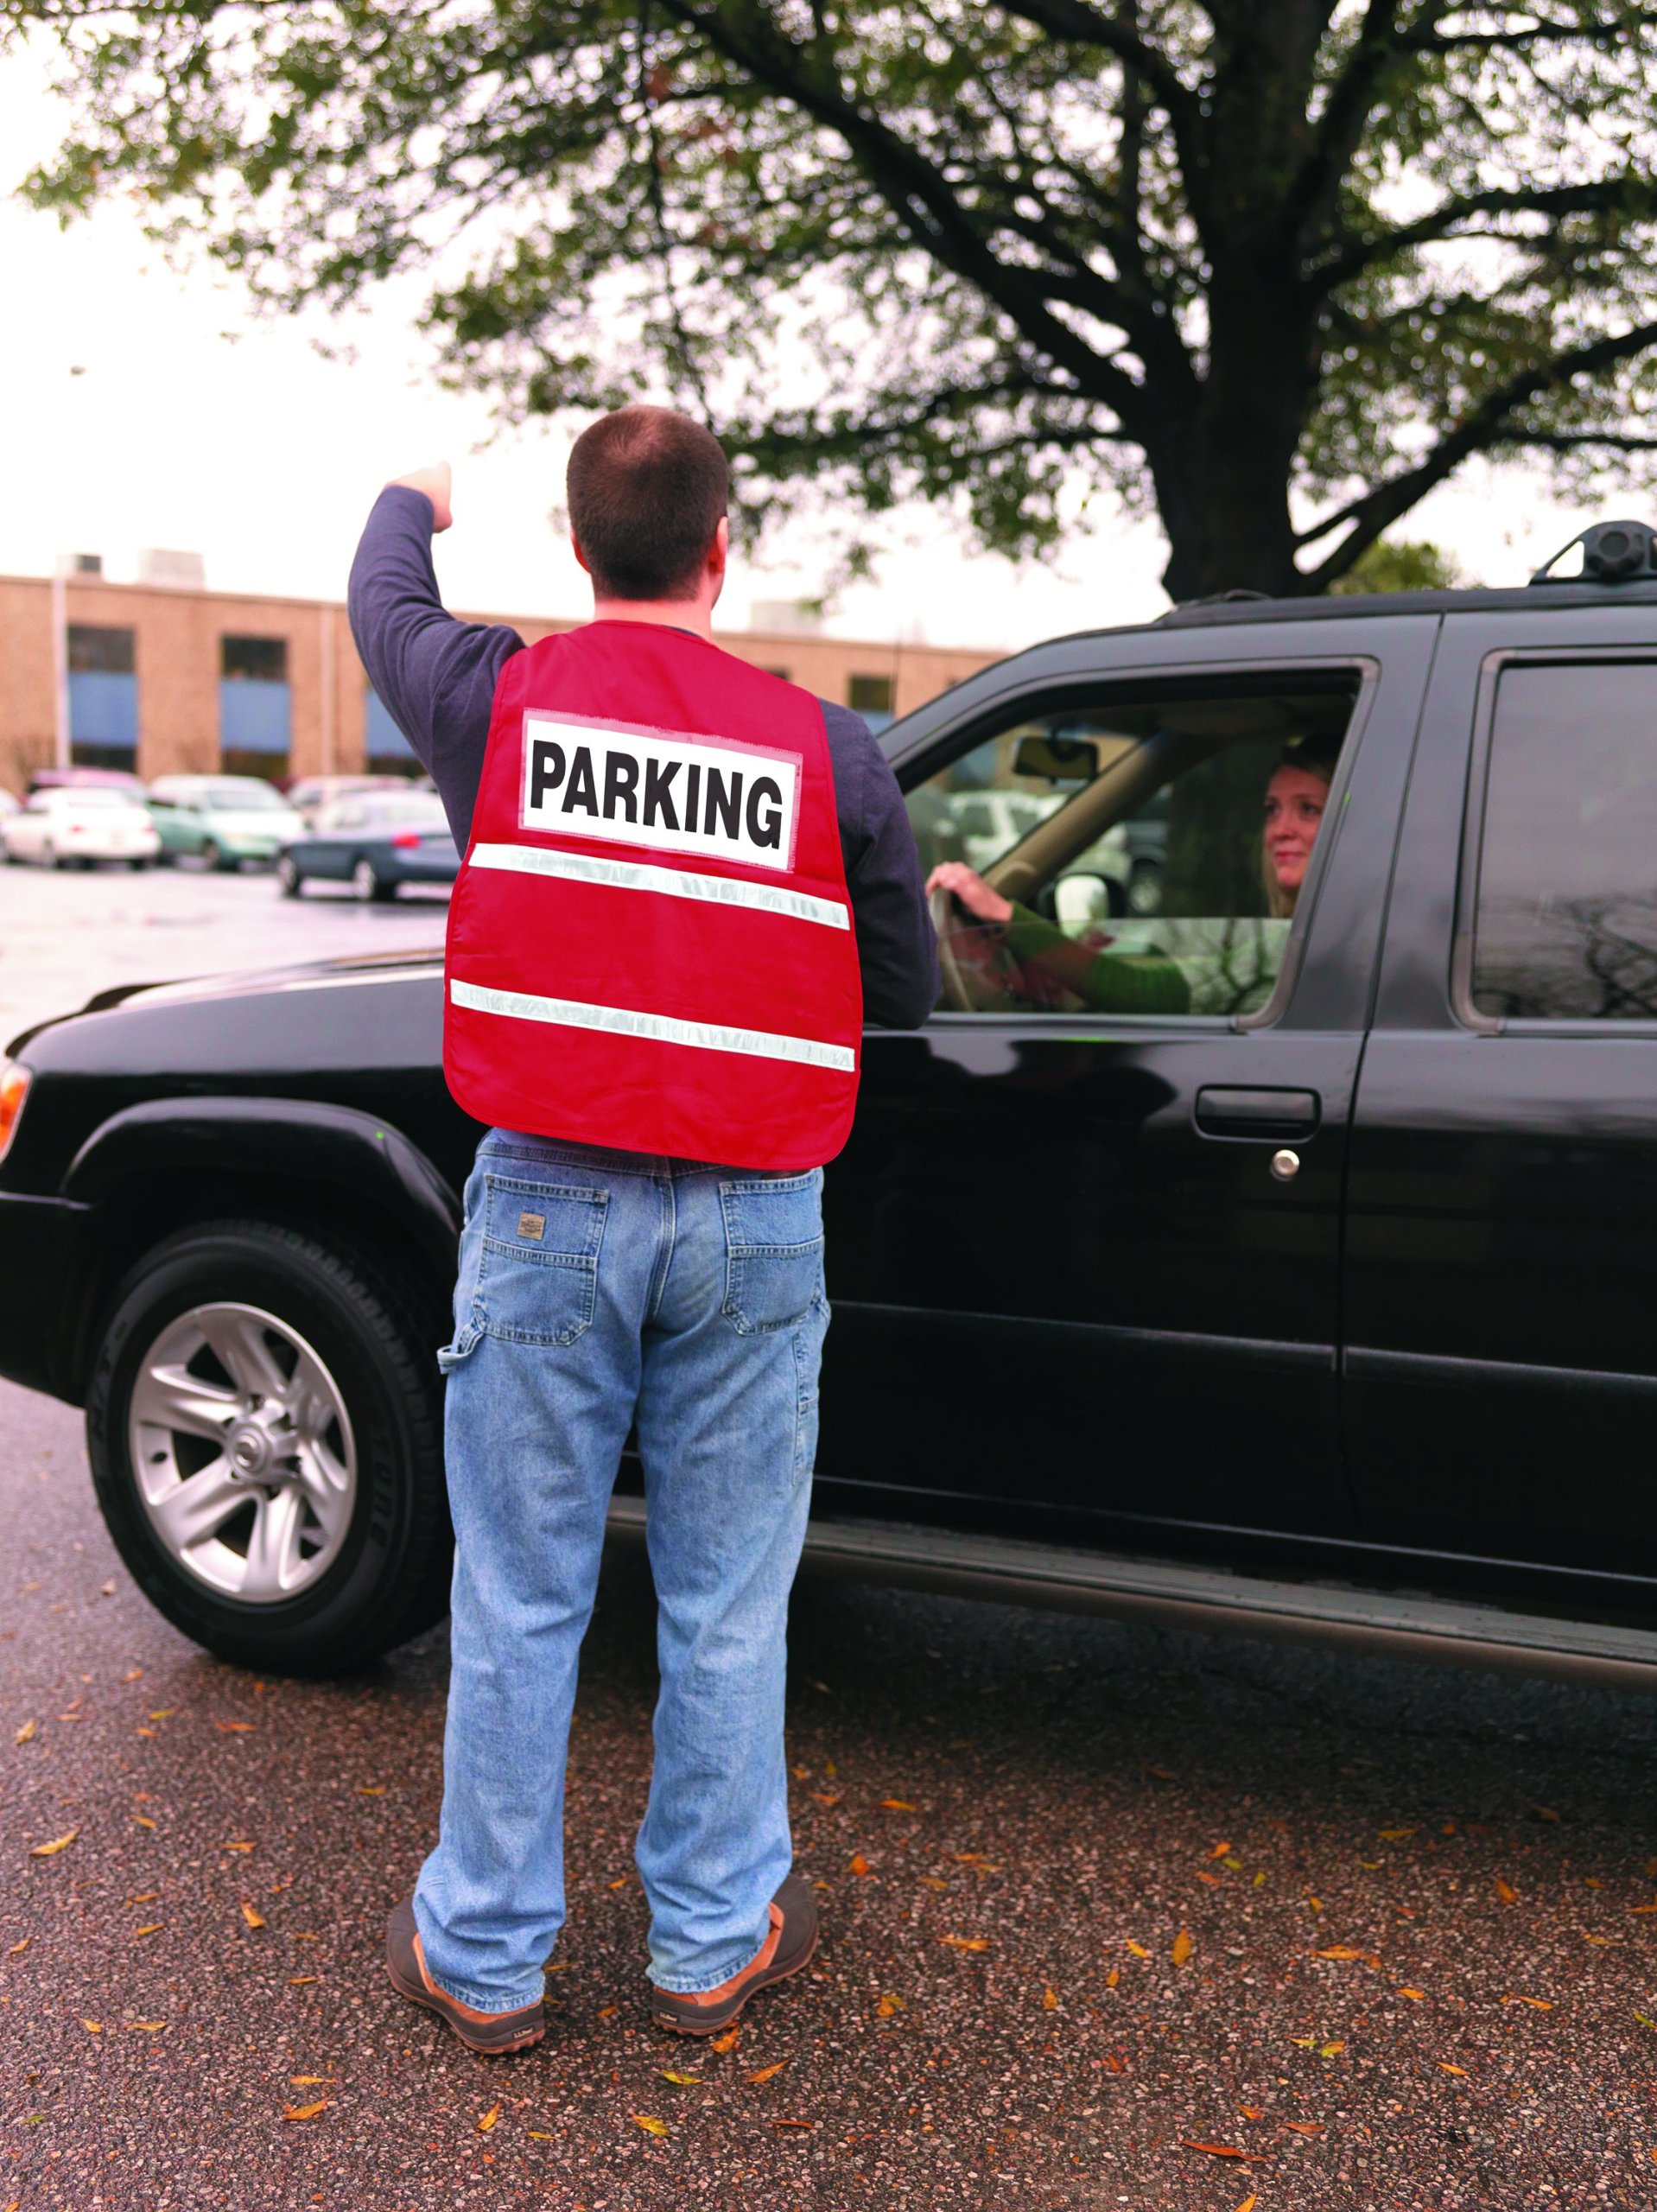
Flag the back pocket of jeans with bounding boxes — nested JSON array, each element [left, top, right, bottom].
[[720, 1171, 824, 1335], [474, 1173, 608, 1346]]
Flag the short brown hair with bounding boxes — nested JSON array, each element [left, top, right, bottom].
[[566, 406, 729, 601]]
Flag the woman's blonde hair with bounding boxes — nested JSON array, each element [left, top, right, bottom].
[[1261, 737, 1340, 918]]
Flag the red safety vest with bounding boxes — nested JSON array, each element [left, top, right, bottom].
[[443, 621, 863, 1170]]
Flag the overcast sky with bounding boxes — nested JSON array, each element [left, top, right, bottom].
[[0, 40, 1617, 650]]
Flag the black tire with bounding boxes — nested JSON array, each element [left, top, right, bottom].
[[352, 855, 393, 903], [276, 853, 303, 898], [203, 839, 231, 873], [86, 1219, 451, 1675]]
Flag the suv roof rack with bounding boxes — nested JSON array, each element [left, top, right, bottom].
[[1530, 518, 1657, 587]]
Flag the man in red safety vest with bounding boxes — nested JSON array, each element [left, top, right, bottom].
[[349, 407, 937, 2053]]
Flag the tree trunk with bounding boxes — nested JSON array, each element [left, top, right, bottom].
[[1147, 282, 1316, 602]]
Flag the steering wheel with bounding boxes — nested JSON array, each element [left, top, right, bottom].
[[930, 885, 1013, 1013]]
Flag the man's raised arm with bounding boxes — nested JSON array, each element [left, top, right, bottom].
[[346, 464, 520, 848]]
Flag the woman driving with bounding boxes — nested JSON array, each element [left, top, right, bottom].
[[925, 738, 1337, 1015]]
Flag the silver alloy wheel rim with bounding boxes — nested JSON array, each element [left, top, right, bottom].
[[128, 1301, 358, 1604]]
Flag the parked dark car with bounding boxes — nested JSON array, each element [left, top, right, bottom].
[[8, 533, 1657, 1682], [276, 789, 459, 902]]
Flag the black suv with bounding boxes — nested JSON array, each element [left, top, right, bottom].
[[7, 537, 1657, 1683]]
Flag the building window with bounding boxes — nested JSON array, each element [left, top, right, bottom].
[[365, 686, 422, 775], [67, 625, 137, 772], [219, 635, 291, 780], [848, 672, 896, 733]]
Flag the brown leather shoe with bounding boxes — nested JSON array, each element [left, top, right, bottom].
[[385, 1897, 546, 2055], [651, 1873, 819, 2037]]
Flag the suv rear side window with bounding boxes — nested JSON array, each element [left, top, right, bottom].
[[1472, 662, 1657, 1020]]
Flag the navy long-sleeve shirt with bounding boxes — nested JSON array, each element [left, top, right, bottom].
[[347, 487, 939, 1030]]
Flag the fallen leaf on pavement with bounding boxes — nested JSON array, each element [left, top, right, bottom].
[[660, 2070, 701, 2085], [940, 1936, 989, 1951], [283, 2100, 329, 2121], [1438, 2062, 1469, 2076], [1495, 1878, 1518, 1904], [1530, 1804, 1561, 1821], [632, 2114, 669, 2138], [1377, 1828, 1416, 1841], [773, 2117, 816, 2129], [1042, 1986, 1058, 2010], [8, 1938, 29, 1955], [477, 2106, 499, 2134], [1319, 2041, 1344, 2057], [1317, 1946, 1374, 1961], [747, 2062, 788, 2084], [880, 1799, 917, 1812], [132, 1816, 156, 1830], [359, 1785, 385, 1796], [1105, 1967, 1120, 1987], [222, 1841, 255, 1853], [919, 1877, 949, 1891], [79, 2019, 103, 2033], [1209, 1840, 1232, 1859], [875, 1994, 906, 2018], [1235, 2197, 1258, 2212], [849, 1853, 871, 1877], [125, 2022, 165, 2032], [1583, 1931, 1622, 1947], [290, 2076, 333, 2086], [1238, 2105, 1263, 2120], [288, 1977, 318, 1986], [710, 2027, 740, 2053], [807, 1792, 841, 1807], [133, 1924, 162, 1939], [29, 1830, 77, 1858], [1172, 1929, 1194, 1966], [1125, 1942, 1149, 1959], [240, 1904, 265, 1929], [14, 1720, 35, 1745], [1179, 2140, 1248, 2158], [528, 2130, 552, 2139], [216, 1721, 255, 1733], [1633, 2011, 1657, 2031], [1502, 1994, 1552, 2010], [1400, 1987, 1425, 1999], [1281, 2120, 1324, 2135]]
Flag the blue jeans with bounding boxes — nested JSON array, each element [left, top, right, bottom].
[[413, 1129, 828, 2012]]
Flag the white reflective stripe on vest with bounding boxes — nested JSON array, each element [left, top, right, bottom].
[[468, 841, 849, 930], [449, 977, 858, 1072]]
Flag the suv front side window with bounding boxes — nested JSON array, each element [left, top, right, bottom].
[[907, 683, 1357, 1019]]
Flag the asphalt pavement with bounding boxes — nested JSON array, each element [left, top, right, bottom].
[[0, 860, 448, 1047], [4, 1377, 1657, 2211]]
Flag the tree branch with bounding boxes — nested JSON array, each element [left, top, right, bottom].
[[659, 0, 1159, 425], [1313, 174, 1657, 292], [1296, 316, 1657, 582]]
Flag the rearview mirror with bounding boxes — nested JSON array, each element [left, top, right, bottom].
[[1013, 734, 1101, 784]]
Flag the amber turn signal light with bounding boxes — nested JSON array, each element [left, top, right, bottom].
[[0, 1060, 32, 1165]]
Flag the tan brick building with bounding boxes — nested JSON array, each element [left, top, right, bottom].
[[0, 571, 1003, 796]]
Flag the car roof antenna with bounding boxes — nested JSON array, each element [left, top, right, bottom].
[[1530, 518, 1657, 586]]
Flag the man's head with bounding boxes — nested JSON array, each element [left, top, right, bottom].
[[567, 406, 729, 605]]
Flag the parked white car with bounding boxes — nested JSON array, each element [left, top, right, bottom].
[[3, 786, 161, 869]]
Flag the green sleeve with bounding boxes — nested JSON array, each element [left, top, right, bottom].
[[1002, 906, 1191, 1015]]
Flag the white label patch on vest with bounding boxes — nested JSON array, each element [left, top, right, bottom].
[[519, 715, 799, 872]]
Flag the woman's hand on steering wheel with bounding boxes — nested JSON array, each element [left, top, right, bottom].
[[925, 861, 1013, 925]]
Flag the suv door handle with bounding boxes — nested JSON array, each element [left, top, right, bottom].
[[1194, 1086, 1321, 1140]]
